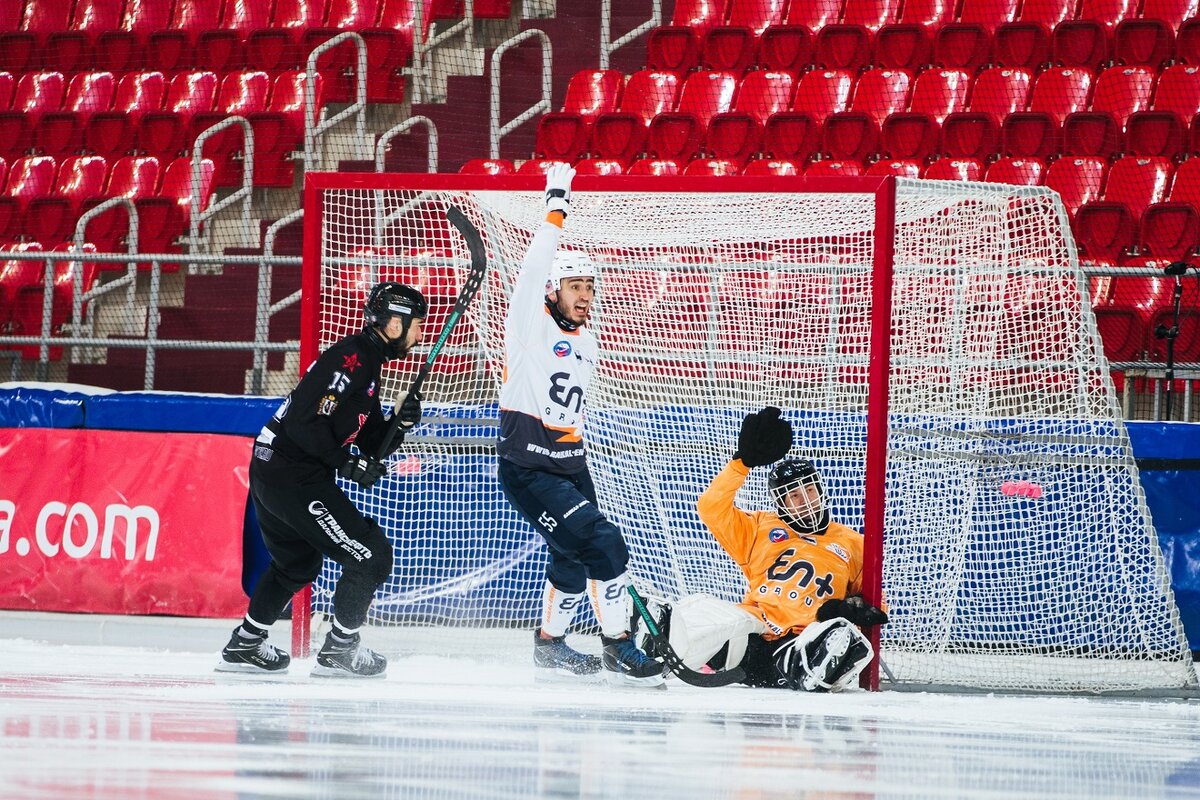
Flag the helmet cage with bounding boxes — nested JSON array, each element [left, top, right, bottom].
[[768, 459, 830, 535]]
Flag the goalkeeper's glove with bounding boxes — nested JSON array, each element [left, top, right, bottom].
[[338, 453, 389, 488], [817, 595, 888, 627], [733, 406, 794, 468], [544, 163, 574, 217]]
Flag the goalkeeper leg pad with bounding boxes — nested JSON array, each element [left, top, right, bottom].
[[669, 594, 767, 672], [773, 618, 873, 692]]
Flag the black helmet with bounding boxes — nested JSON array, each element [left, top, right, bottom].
[[364, 282, 427, 358], [767, 458, 830, 535]]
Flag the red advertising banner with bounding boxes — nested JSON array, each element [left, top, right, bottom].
[[0, 428, 251, 616]]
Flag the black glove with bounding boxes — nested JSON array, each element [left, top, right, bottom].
[[395, 390, 422, 432], [338, 453, 388, 488], [817, 595, 888, 627], [734, 406, 794, 468]]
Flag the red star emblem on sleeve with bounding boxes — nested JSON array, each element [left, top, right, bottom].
[[342, 353, 361, 372]]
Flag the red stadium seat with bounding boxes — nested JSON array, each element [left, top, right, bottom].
[[27, 156, 109, 245], [646, 0, 730, 75], [1112, 0, 1193, 68], [248, 71, 322, 187], [78, 155, 161, 252], [37, 72, 115, 161], [940, 67, 1032, 159], [880, 68, 969, 161], [701, 0, 787, 72], [822, 68, 912, 162], [1001, 67, 1093, 158], [0, 0, 73, 73], [147, 0, 238, 72], [342, 0, 418, 103], [741, 158, 800, 175], [683, 158, 740, 175], [0, 72, 65, 162], [991, 0, 1075, 71], [1061, 66, 1154, 159], [83, 72, 166, 164], [647, 70, 738, 161], [866, 159, 921, 176], [985, 156, 1045, 185], [627, 158, 681, 175], [706, 70, 794, 164], [1092, 277, 1147, 362], [134, 157, 215, 258], [535, 69, 624, 161], [95, 0, 176, 73], [0, 156, 56, 240], [191, 72, 273, 187], [196, 0, 275, 72], [922, 157, 985, 180], [935, 0, 1021, 71], [45, 0, 125, 74], [249, 0, 330, 71], [592, 70, 681, 163], [138, 71, 219, 164], [3, 241, 100, 360], [1074, 156, 1173, 263], [516, 158, 569, 175], [874, 0, 957, 71], [815, 0, 902, 71], [805, 159, 864, 176], [458, 158, 514, 174], [574, 158, 625, 175], [1044, 155, 1108, 220], [0, 72, 13, 111], [1125, 65, 1200, 158], [1052, 0, 1135, 71], [1137, 158, 1200, 260], [762, 68, 854, 161], [758, 0, 841, 75]]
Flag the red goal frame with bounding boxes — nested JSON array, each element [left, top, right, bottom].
[[298, 172, 897, 690]]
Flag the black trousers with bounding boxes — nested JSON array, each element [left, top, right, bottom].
[[246, 461, 393, 631]]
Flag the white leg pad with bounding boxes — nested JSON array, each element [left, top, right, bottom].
[[668, 594, 768, 671]]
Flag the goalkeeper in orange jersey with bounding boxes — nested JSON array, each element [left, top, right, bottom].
[[638, 407, 887, 691]]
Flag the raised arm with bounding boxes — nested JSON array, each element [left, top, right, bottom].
[[507, 164, 575, 336]]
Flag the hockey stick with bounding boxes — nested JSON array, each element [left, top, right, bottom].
[[376, 205, 487, 459], [628, 584, 747, 688]]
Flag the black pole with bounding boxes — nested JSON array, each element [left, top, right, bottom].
[[1156, 262, 1189, 420]]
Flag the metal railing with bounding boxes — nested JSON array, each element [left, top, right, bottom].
[[304, 32, 369, 174], [489, 29, 552, 159], [190, 116, 255, 252], [375, 115, 439, 173], [1, 250, 301, 390], [600, 0, 661, 69], [411, 0, 476, 104], [249, 210, 306, 395]]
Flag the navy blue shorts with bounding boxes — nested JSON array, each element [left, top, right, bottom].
[[497, 459, 629, 593]]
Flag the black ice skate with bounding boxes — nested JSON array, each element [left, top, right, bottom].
[[533, 631, 602, 681], [311, 632, 387, 679], [800, 624, 853, 692], [215, 630, 291, 675], [601, 635, 666, 689]]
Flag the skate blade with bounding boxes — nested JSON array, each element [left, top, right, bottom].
[[534, 666, 603, 684], [602, 670, 667, 690], [214, 661, 289, 678], [309, 664, 388, 679]]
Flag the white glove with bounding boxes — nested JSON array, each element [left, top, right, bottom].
[[544, 163, 574, 217]]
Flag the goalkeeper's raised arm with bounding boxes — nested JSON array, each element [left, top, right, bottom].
[[495, 164, 666, 689], [637, 407, 887, 692]]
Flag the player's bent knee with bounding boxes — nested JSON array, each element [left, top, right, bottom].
[[272, 556, 323, 593], [669, 594, 767, 671], [579, 521, 629, 579]]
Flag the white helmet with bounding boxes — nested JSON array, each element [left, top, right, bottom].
[[547, 250, 596, 293]]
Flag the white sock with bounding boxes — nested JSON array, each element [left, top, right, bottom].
[[540, 581, 584, 638], [588, 574, 630, 639]]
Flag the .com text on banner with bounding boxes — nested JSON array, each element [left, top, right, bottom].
[[0, 428, 251, 616]]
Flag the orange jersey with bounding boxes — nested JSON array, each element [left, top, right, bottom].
[[697, 459, 865, 639]]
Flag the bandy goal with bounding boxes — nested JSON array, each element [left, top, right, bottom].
[[298, 172, 1197, 695]]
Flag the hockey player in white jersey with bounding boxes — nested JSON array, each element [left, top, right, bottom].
[[496, 163, 665, 688]]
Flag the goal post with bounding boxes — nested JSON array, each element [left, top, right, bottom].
[[297, 171, 1197, 695]]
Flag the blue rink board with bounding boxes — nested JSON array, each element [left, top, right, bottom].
[[1, 387, 1197, 650]]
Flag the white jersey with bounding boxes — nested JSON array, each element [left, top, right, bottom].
[[497, 218, 596, 474]]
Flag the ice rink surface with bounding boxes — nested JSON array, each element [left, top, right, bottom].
[[2, 614, 1199, 800]]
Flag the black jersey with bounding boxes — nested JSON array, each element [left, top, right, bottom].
[[253, 330, 395, 485]]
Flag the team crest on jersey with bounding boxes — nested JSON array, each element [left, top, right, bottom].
[[768, 528, 789, 542], [318, 394, 338, 416], [553, 340, 572, 358], [826, 543, 850, 563]]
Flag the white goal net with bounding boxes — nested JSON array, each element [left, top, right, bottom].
[[302, 173, 1197, 694]]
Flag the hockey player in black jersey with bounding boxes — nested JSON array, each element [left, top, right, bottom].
[[217, 282, 427, 679]]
